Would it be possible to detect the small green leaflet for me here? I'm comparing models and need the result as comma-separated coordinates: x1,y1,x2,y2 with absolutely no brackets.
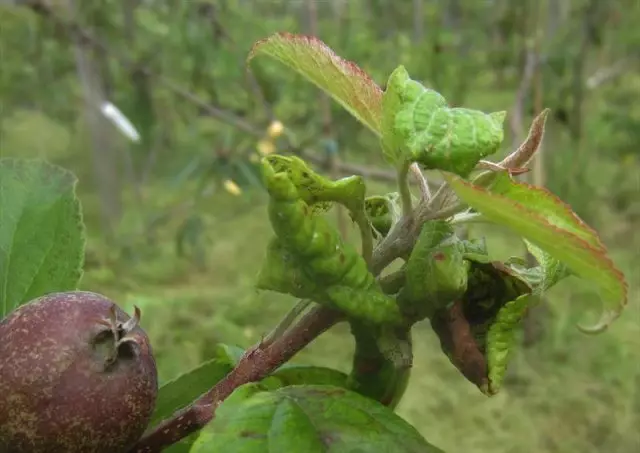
524,239,572,293
248,33,383,135
190,384,444,453
384,66,505,175
0,158,85,317
361,192,401,238
445,172,628,333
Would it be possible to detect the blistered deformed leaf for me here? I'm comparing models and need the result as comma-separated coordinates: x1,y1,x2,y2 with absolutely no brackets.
387,68,505,176
0,158,85,317
248,33,383,134
260,159,403,326
326,285,403,326
445,172,628,333
381,66,416,164
399,221,469,320
432,259,534,395
257,238,320,299
263,154,366,215
192,384,444,453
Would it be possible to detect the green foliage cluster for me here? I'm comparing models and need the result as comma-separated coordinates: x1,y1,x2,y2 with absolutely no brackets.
0,31,631,453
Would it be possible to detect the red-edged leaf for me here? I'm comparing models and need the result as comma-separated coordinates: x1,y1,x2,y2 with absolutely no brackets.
445,172,628,333
248,33,383,134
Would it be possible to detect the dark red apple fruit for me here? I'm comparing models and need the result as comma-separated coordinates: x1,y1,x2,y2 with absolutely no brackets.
0,291,158,453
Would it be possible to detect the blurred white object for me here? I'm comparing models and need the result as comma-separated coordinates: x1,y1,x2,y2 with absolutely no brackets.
99,101,141,143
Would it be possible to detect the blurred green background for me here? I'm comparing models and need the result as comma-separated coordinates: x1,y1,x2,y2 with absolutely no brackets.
1,0,639,452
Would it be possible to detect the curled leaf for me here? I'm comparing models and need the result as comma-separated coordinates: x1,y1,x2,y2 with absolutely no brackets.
361,193,401,238
248,33,383,134
445,172,628,333
386,67,505,176
260,159,403,326
432,259,533,395
263,154,365,215
398,221,469,321
326,286,403,326
256,238,320,299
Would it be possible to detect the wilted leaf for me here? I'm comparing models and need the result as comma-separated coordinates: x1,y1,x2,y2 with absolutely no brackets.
191,384,444,453
0,158,85,317
248,33,383,134
445,172,628,333
432,259,533,395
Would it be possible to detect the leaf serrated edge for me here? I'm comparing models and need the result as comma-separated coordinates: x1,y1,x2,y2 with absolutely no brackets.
445,174,628,334
0,158,86,315
247,32,383,134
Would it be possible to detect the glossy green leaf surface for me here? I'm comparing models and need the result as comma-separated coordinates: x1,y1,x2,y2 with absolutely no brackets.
0,158,85,317
191,384,444,453
248,33,383,134
445,172,628,333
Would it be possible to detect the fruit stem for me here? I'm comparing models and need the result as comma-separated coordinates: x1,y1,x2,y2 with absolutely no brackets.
128,305,342,452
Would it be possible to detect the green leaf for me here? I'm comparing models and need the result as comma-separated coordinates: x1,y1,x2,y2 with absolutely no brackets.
445,172,628,333
150,358,233,428
431,259,533,395
263,154,366,216
389,69,505,176
0,158,85,317
398,221,469,320
325,285,404,326
256,238,320,299
261,159,403,326
361,193,401,238
524,240,572,293
485,294,531,394
348,322,412,408
191,384,444,453
271,365,349,388
381,66,413,164
248,33,383,135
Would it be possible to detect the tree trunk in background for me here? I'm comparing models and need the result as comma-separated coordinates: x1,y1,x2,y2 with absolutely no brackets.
67,0,121,239
412,0,424,42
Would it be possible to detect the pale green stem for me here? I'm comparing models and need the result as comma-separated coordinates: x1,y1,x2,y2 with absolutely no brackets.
397,161,413,218
353,211,374,268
